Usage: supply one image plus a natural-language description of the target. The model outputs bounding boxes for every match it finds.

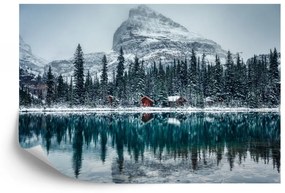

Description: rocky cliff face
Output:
[113,5,227,65]
[19,36,46,75]
[20,5,229,78]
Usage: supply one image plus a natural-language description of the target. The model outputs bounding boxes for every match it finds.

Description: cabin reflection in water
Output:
[141,113,153,123]
[19,112,280,182]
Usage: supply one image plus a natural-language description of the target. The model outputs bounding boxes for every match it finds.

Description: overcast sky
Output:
[20,4,280,61]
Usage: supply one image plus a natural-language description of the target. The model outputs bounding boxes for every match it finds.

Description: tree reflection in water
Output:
[19,112,280,180]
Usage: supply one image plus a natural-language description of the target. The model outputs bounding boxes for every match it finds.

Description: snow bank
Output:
[19,107,280,114]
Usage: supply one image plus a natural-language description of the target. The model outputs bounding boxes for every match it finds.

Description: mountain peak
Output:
[128,5,189,32]
[129,5,158,18]
[20,36,32,54]
[19,36,47,73]
[112,5,226,64]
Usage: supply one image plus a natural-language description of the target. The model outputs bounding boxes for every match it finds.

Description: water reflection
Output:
[19,112,280,183]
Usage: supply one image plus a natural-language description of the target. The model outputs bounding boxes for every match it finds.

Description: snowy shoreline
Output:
[19,107,280,114]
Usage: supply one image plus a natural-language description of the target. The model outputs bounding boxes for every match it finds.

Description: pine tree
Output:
[269,48,279,82]
[138,60,146,95]
[239,59,248,104]
[213,55,223,100]
[46,66,54,107]
[171,59,178,95]
[201,53,208,97]
[73,44,85,105]
[149,61,158,100]
[247,55,259,108]
[181,58,188,95]
[85,70,93,106]
[56,74,65,103]
[157,59,167,105]
[176,60,182,94]
[268,48,280,106]
[125,62,134,105]
[122,71,128,105]
[196,58,204,108]
[19,86,32,106]
[108,69,116,97]
[100,55,108,104]
[115,47,125,101]
[131,56,141,104]
[259,56,268,105]
[165,65,174,96]
[224,51,234,105]
[189,49,197,105]
[68,77,74,107]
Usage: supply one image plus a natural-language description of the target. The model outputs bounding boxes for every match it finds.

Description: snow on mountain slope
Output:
[20,36,46,75]
[113,5,227,66]
[42,5,228,78]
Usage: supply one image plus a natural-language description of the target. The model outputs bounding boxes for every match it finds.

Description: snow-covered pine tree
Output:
[165,65,174,96]
[131,56,140,104]
[73,44,85,105]
[232,53,247,105]
[100,55,108,104]
[46,66,55,107]
[19,86,32,106]
[260,56,269,105]
[247,55,259,108]
[108,69,116,97]
[56,74,65,103]
[138,60,146,95]
[176,59,182,94]
[213,55,223,101]
[182,58,188,95]
[269,48,280,83]
[93,73,100,105]
[122,71,128,105]
[189,49,197,106]
[85,70,93,106]
[68,77,74,107]
[172,59,178,95]
[224,51,234,106]
[268,48,280,106]
[148,61,158,100]
[201,53,208,98]
[115,47,125,101]
[157,59,167,106]
[64,77,69,103]
[125,62,134,105]
[196,58,204,108]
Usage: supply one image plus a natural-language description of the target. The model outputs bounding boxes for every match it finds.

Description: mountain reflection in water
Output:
[19,112,280,183]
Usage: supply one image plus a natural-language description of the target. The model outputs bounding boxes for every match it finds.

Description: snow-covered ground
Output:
[19,106,280,114]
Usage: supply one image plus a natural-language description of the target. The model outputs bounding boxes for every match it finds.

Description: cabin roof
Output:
[205,97,214,102]
[141,96,154,102]
[168,96,185,102]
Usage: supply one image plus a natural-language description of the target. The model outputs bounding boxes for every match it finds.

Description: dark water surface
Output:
[19,112,280,183]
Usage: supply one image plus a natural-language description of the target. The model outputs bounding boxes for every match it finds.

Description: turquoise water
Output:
[19,112,280,183]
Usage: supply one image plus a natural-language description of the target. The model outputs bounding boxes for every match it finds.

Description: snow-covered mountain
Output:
[44,51,136,79]
[113,5,227,65]
[21,5,228,78]
[19,36,46,75]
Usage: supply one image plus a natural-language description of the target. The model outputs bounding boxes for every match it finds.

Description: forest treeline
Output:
[20,44,280,108]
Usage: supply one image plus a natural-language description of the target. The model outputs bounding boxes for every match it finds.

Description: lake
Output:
[18,112,280,183]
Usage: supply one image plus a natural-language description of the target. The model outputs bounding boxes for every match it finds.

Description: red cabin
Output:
[141,96,154,107]
[107,95,119,106]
